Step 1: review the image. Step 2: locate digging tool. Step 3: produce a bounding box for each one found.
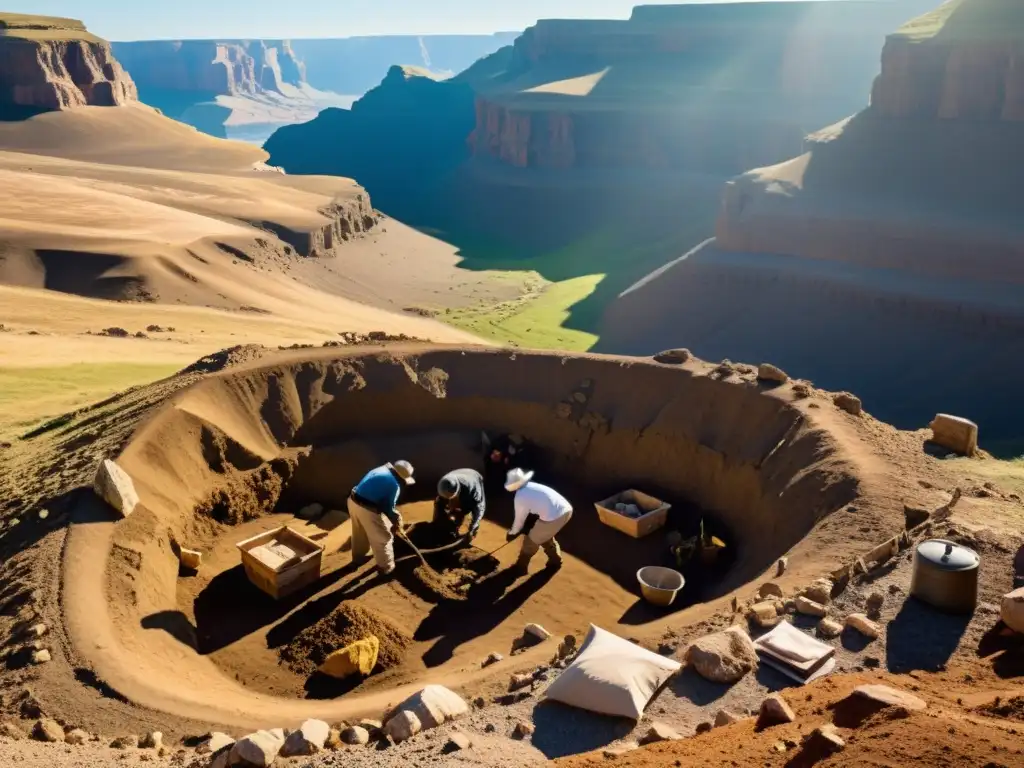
[395,530,430,568]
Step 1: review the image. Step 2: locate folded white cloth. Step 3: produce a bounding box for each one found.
[756,620,832,665]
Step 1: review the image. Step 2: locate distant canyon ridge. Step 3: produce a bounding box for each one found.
[112,34,516,141]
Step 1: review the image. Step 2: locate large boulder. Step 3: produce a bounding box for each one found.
[228,729,286,767]
[685,626,758,683]
[318,636,379,679]
[384,685,468,743]
[1001,587,1024,634]
[93,459,139,517]
[281,719,329,756]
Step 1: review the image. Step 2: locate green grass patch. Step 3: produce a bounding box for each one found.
[0,362,179,441]
[895,0,1024,42]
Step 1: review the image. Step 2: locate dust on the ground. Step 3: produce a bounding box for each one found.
[975,694,1024,722]
[279,603,412,677]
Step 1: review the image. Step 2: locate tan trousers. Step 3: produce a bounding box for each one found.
[519,510,573,565]
[347,497,395,574]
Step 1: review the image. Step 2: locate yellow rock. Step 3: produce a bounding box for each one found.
[318,637,379,679]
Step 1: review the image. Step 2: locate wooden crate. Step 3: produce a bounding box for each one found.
[594,490,671,539]
[236,526,324,600]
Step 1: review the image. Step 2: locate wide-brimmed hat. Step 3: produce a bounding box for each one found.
[389,460,416,485]
[504,467,534,492]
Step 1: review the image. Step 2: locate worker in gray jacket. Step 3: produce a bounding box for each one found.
[433,468,486,542]
[504,467,573,573]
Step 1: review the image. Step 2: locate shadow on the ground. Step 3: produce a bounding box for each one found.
[885,596,971,673]
[530,700,635,760]
[977,622,1024,679]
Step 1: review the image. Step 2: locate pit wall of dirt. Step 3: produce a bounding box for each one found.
[0,32,138,111]
[596,244,1024,440]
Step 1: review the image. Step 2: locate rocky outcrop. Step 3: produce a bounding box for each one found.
[0,15,137,113]
[114,39,305,98]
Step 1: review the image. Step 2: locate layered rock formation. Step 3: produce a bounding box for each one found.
[599,0,1024,443]
[0,14,137,115]
[468,1,937,174]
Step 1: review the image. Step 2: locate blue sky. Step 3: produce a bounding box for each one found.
[25,0,792,40]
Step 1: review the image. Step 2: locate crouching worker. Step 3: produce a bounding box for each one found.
[434,468,486,543]
[348,460,415,575]
[504,468,573,573]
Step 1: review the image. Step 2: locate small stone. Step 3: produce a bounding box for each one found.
[325,728,342,750]
[833,392,863,416]
[852,684,927,711]
[110,735,138,750]
[473,696,486,709]
[512,721,535,740]
[748,601,779,627]
[178,548,202,570]
[557,634,577,660]
[139,731,163,749]
[0,721,27,740]
[846,613,881,640]
[524,623,551,641]
[23,623,47,639]
[482,652,504,667]
[603,745,638,758]
[758,363,789,383]
[801,579,833,606]
[554,402,573,419]
[795,596,827,617]
[866,591,885,617]
[341,726,369,745]
[758,582,784,599]
[758,694,796,728]
[806,724,845,753]
[229,730,286,766]
[484,723,497,733]
[31,649,51,664]
[1001,587,1024,634]
[776,557,788,576]
[196,732,234,754]
[714,709,743,727]
[817,618,843,639]
[695,721,713,734]
[356,719,382,735]
[32,719,64,743]
[64,728,90,745]
[445,731,471,751]
[281,719,329,756]
[639,722,682,745]
[654,348,691,364]
[19,691,43,719]
[509,672,533,691]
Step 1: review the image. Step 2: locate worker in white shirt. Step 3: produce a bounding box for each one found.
[503,467,573,573]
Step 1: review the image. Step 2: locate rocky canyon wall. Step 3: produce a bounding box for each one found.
[0,16,137,114]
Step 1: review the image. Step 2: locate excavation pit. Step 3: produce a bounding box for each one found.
[92,346,862,727]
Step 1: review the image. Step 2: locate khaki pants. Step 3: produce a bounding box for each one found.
[347,497,395,574]
[519,510,573,566]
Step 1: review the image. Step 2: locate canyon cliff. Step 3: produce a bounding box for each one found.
[0,14,137,117]
[599,0,1024,444]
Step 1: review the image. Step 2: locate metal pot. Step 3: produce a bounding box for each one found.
[910,538,980,614]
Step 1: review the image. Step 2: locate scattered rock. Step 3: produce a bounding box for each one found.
[801,579,833,606]
[685,626,759,683]
[0,721,26,740]
[714,709,744,727]
[281,719,329,756]
[556,634,577,660]
[758,582,784,599]
[32,719,64,743]
[1001,587,1024,634]
[805,723,845,753]
[356,719,382,735]
[65,728,90,745]
[93,459,139,517]
[139,731,163,749]
[748,601,780,628]
[866,591,885,618]
[792,382,812,398]
[524,623,551,641]
[484,723,497,734]
[19,691,43,719]
[845,613,881,640]
[23,623,47,639]
[852,684,927,712]
[512,721,535,740]
[319,636,380,679]
[482,652,504,667]
[776,557,788,576]
[473,696,486,709]
[297,503,324,520]
[509,672,533,691]
[340,726,369,746]
[325,728,342,750]
[384,685,468,743]
[603,745,639,758]
[695,721,713,735]
[654,349,690,364]
[101,327,130,338]
[795,596,827,617]
[758,694,796,728]
[178,548,202,570]
[757,363,789,384]
[445,731,471,752]
[31,649,51,664]
[817,618,843,639]
[833,392,863,416]
[640,722,682,744]
[111,735,138,749]
[196,732,234,754]
[229,730,286,767]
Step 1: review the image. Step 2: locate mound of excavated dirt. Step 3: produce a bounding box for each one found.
[975,695,1024,723]
[279,603,411,677]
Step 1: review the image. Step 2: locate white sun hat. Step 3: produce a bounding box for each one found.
[389,460,416,485]
[504,467,535,492]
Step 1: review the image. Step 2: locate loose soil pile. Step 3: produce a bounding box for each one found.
[278,603,411,677]
[975,695,1024,722]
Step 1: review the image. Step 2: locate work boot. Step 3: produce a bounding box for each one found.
[544,555,563,571]
[510,555,531,575]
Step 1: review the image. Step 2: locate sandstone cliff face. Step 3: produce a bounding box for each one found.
[114,39,305,98]
[0,17,137,111]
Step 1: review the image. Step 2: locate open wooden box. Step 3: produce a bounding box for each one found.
[594,490,671,539]
[236,526,324,599]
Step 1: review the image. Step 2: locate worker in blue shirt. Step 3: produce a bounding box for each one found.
[348,460,415,574]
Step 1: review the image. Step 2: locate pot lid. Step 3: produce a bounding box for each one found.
[916,539,979,571]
